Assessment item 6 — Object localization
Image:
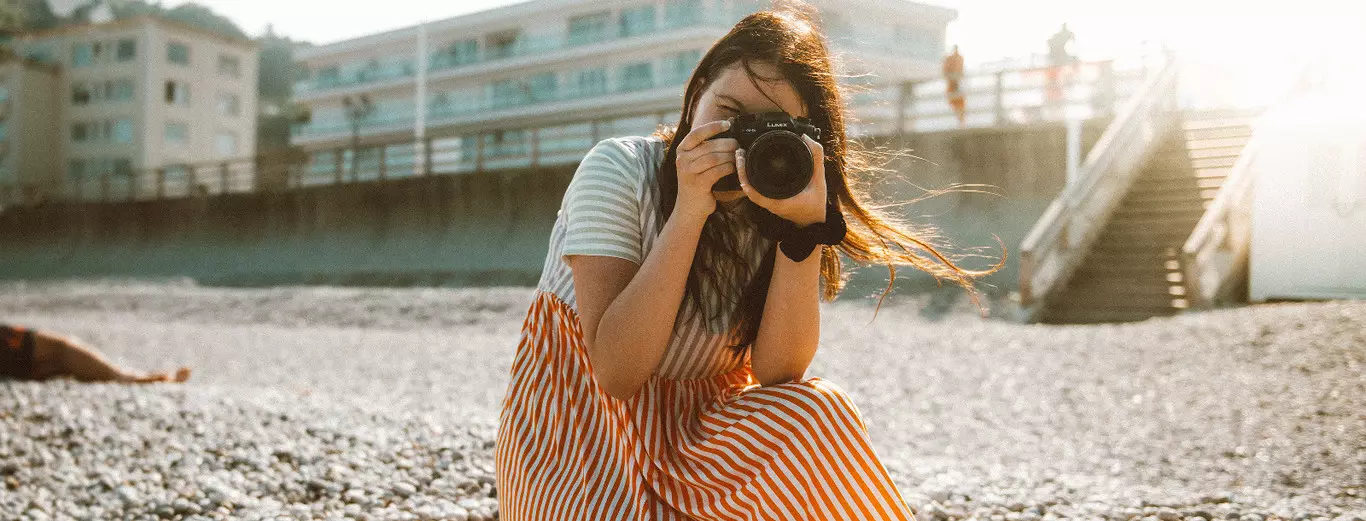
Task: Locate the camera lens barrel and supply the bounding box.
[705,112,820,200]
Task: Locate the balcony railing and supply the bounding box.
[4,57,1163,209]
[297,9,732,95]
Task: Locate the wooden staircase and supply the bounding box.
[1038,110,1257,323]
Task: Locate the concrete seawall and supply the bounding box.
[0,122,1104,299]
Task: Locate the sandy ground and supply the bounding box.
[1,279,1363,521]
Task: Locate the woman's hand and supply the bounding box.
[674,120,739,224]
[736,134,828,227]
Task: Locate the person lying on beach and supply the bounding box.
[1,324,191,383]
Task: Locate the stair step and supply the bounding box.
[1186,136,1251,151]
[1114,201,1208,215]
[1041,307,1182,324]
[1183,115,1258,131]
[1125,188,1220,204]
[1049,293,1189,309]
[1187,146,1246,160]
[1106,216,1202,229]
[1184,125,1254,141]
[1132,176,1226,191]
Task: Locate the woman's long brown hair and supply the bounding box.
[652,1,1004,352]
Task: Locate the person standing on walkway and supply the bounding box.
[944,44,967,126]
[1045,23,1078,118]
[494,2,1000,519]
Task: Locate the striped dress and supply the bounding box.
[495,136,918,520]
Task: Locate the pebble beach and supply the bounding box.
[1,280,1363,521]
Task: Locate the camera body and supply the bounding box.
[708,112,822,200]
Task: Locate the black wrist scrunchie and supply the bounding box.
[752,200,847,262]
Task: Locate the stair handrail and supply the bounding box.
[1018,52,1181,317]
[1180,64,1317,307]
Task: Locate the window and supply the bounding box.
[440,39,478,67]
[111,79,135,101]
[527,72,557,103]
[486,30,521,60]
[167,42,190,65]
[571,67,607,98]
[72,43,93,68]
[72,84,92,105]
[217,55,241,77]
[317,65,341,86]
[662,49,701,85]
[113,119,134,144]
[68,159,86,179]
[217,93,241,116]
[117,39,136,61]
[165,121,189,144]
[663,0,702,28]
[71,123,88,142]
[568,11,610,46]
[215,131,238,157]
[618,61,654,92]
[619,5,656,37]
[491,78,527,109]
[165,81,190,106]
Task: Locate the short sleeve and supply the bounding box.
[560,138,645,265]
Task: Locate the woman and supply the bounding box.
[496,4,996,519]
[1,324,191,383]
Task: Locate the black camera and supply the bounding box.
[708,112,822,200]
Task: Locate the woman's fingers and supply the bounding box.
[686,150,738,175]
[678,120,732,152]
[697,160,737,185]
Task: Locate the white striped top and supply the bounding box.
[536,135,773,381]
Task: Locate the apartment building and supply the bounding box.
[0,48,60,203]
[291,0,955,183]
[12,15,259,199]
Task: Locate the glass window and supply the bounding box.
[618,61,654,92]
[72,43,93,67]
[112,158,133,177]
[165,121,189,144]
[571,67,607,98]
[72,83,92,105]
[165,81,190,105]
[491,78,527,109]
[443,39,478,66]
[117,39,136,61]
[217,55,241,77]
[663,0,702,28]
[486,30,521,60]
[662,49,701,85]
[114,119,134,144]
[527,72,557,103]
[568,11,610,46]
[68,159,86,179]
[216,131,238,157]
[112,79,135,101]
[619,5,656,37]
[71,123,88,142]
[317,65,341,87]
[217,93,241,116]
[0,86,8,103]
[167,42,190,65]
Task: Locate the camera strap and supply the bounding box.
[752,200,847,262]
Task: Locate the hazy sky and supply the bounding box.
[162,0,1361,65]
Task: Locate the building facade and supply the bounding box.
[0,49,60,204]
[291,0,955,184]
[11,15,259,200]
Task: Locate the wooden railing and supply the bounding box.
[1179,66,1317,308]
[1018,53,1181,318]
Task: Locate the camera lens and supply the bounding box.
[748,131,812,200]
